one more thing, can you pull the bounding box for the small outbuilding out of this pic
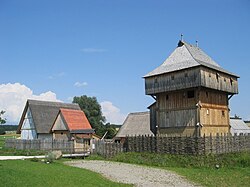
[51,108,94,152]
[230,117,250,136]
[51,108,94,140]
[115,112,154,143]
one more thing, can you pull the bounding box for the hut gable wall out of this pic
[52,113,67,131]
[20,107,37,140]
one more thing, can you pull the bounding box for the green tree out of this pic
[72,95,106,136]
[104,123,118,139]
[0,110,6,124]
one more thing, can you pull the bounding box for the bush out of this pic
[45,152,56,163]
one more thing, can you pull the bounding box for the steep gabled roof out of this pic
[17,99,81,134]
[144,40,239,78]
[58,108,94,133]
[115,112,153,138]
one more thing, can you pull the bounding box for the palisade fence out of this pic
[94,140,124,158]
[4,139,85,153]
[95,134,250,158]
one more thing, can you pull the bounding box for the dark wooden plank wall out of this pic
[145,68,201,95]
[200,67,238,94]
[145,67,238,95]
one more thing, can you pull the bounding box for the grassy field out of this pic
[0,159,131,187]
[90,152,250,187]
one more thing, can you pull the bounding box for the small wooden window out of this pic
[216,73,220,82]
[166,95,169,100]
[61,132,63,135]
[209,73,211,77]
[154,78,158,84]
[230,78,233,85]
[187,90,195,98]
[185,73,188,77]
[222,110,225,117]
[206,92,209,98]
[171,75,175,80]
[224,78,226,82]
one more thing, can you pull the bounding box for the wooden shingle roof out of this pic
[17,99,81,134]
[144,40,239,78]
[115,112,153,138]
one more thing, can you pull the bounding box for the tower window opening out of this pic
[230,78,233,85]
[206,92,209,98]
[166,95,169,100]
[216,73,220,82]
[187,90,195,98]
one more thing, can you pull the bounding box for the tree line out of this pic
[72,95,119,138]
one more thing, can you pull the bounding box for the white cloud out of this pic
[67,96,74,102]
[48,72,65,79]
[0,83,60,124]
[81,48,107,53]
[100,101,127,124]
[74,81,88,87]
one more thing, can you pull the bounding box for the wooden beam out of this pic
[151,95,156,100]
[228,94,234,100]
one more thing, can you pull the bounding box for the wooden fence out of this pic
[5,139,90,153]
[95,134,250,157]
[93,140,124,158]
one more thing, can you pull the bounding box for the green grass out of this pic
[0,160,131,187]
[172,167,250,187]
[89,152,250,187]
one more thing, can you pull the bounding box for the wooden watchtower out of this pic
[144,40,239,136]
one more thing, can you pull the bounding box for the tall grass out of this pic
[109,151,250,168]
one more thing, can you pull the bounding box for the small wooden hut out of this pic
[144,40,239,136]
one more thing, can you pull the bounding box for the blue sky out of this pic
[0,0,250,124]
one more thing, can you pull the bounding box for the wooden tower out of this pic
[144,40,239,136]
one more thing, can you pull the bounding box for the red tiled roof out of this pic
[60,108,93,131]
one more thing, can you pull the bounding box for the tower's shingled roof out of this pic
[144,40,239,78]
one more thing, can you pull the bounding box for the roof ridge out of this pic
[129,111,150,115]
[28,99,80,107]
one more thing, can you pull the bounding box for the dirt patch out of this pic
[66,160,200,187]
